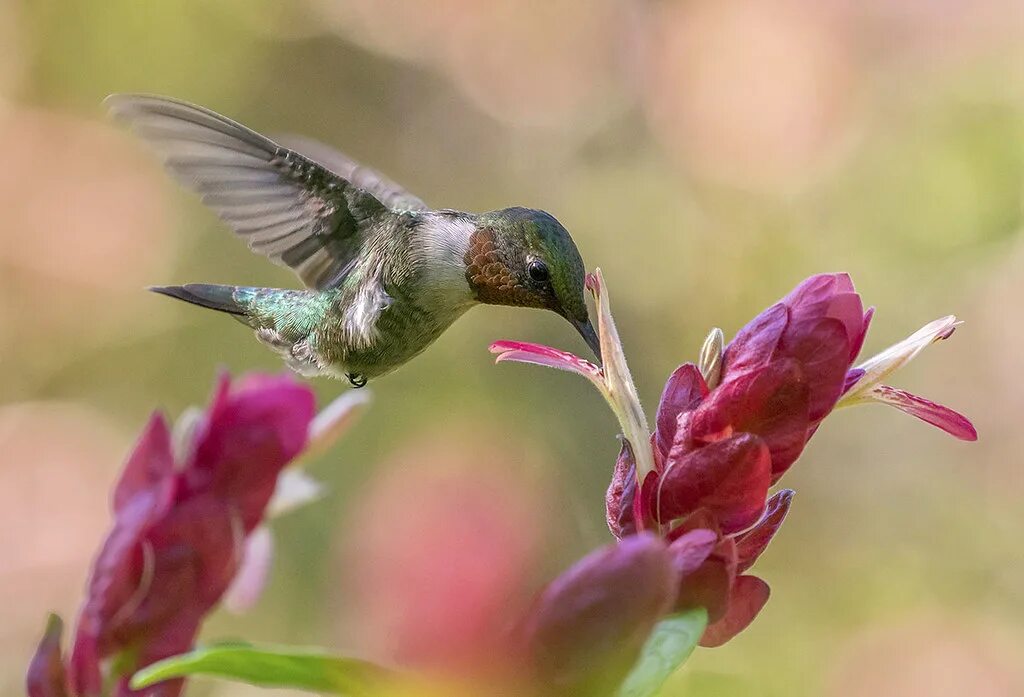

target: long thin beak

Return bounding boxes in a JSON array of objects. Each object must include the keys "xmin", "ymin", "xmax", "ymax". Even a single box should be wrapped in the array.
[{"xmin": 572, "ymin": 317, "xmax": 602, "ymax": 365}]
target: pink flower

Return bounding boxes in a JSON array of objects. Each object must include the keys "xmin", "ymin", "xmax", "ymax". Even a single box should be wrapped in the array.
[
  {"xmin": 492, "ymin": 270, "xmax": 976, "ymax": 647},
  {"xmin": 27, "ymin": 374, "xmax": 327, "ymax": 697}
]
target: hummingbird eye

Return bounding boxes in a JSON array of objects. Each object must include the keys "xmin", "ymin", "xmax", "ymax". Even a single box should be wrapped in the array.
[{"xmin": 528, "ymin": 260, "xmax": 550, "ymax": 284}]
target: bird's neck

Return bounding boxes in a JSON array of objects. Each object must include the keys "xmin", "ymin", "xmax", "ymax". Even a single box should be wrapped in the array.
[{"xmin": 409, "ymin": 211, "xmax": 478, "ymax": 309}]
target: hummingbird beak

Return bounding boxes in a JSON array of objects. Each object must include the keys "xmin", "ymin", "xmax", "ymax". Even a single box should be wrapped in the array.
[{"xmin": 572, "ymin": 317, "xmax": 602, "ymax": 365}]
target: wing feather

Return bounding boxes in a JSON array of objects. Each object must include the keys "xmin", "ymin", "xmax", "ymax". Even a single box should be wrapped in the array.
[
  {"xmin": 106, "ymin": 94, "xmax": 412, "ymax": 290},
  {"xmin": 275, "ymin": 134, "xmax": 429, "ymax": 213}
]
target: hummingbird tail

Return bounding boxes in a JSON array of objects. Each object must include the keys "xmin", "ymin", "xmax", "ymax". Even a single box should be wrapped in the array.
[{"xmin": 150, "ymin": 284, "xmax": 250, "ymax": 317}]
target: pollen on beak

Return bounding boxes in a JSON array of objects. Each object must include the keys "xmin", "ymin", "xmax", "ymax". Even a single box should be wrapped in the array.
[{"xmin": 572, "ymin": 317, "xmax": 602, "ymax": 364}]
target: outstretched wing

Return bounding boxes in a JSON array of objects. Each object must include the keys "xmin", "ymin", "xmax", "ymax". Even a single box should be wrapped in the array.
[
  {"xmin": 106, "ymin": 94, "xmax": 410, "ymax": 290},
  {"xmin": 274, "ymin": 134, "xmax": 428, "ymax": 214}
]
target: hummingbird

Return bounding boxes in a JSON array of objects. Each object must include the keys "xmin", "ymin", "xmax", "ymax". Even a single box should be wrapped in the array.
[{"xmin": 106, "ymin": 95, "xmax": 600, "ymax": 387}]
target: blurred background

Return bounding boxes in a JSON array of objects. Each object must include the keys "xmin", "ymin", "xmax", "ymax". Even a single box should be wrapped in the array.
[{"xmin": 2, "ymin": 0, "xmax": 1023, "ymax": 695}]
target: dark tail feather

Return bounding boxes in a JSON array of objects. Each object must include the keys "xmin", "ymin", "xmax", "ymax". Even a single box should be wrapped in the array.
[{"xmin": 149, "ymin": 283, "xmax": 248, "ymax": 316}]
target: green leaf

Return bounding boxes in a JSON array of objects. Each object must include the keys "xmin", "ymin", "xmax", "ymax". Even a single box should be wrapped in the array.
[
  {"xmin": 616, "ymin": 607, "xmax": 708, "ymax": 697},
  {"xmin": 130, "ymin": 643, "xmax": 392, "ymax": 695}
]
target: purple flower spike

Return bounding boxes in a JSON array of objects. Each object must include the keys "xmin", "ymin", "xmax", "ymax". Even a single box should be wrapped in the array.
[{"xmin": 494, "ymin": 270, "xmax": 976, "ymax": 650}]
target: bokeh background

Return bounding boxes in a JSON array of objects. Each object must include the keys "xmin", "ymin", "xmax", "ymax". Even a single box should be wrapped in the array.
[{"xmin": 3, "ymin": 1, "xmax": 1023, "ymax": 695}]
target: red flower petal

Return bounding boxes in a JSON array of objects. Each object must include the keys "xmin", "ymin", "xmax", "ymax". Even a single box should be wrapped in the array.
[
  {"xmin": 850, "ymin": 306, "xmax": 875, "ymax": 363},
  {"xmin": 781, "ymin": 273, "xmax": 851, "ymax": 314},
  {"xmin": 655, "ymin": 363, "xmax": 708, "ymax": 459},
  {"xmin": 606, "ymin": 440, "xmax": 637, "ymax": 539},
  {"xmin": 68, "ymin": 633, "xmax": 100, "ymax": 697},
  {"xmin": 519, "ymin": 533, "xmax": 678, "ymax": 696},
  {"xmin": 784, "ymin": 272, "xmax": 851, "ymax": 300},
  {"xmin": 825, "ymin": 292, "xmax": 865, "ymax": 353},
  {"xmin": 186, "ymin": 375, "xmax": 315, "ymax": 530},
  {"xmin": 700, "ymin": 575, "xmax": 771, "ymax": 647},
  {"xmin": 782, "ymin": 273, "xmax": 865, "ymax": 358},
  {"xmin": 668, "ymin": 529, "xmax": 718, "ymax": 578},
  {"xmin": 77, "ymin": 499, "xmax": 237, "ymax": 697},
  {"xmin": 735, "ymin": 489, "xmax": 794, "ymax": 573},
  {"xmin": 116, "ymin": 609, "xmax": 201, "ymax": 697},
  {"xmin": 659, "ymin": 434, "xmax": 771, "ymax": 533},
  {"xmin": 70, "ymin": 487, "xmax": 175, "ymax": 695},
  {"xmin": 145, "ymin": 497, "xmax": 242, "ymax": 609},
  {"xmin": 685, "ymin": 359, "xmax": 811, "ymax": 479},
  {"xmin": 776, "ymin": 317, "xmax": 851, "ymax": 421},
  {"xmin": 722, "ymin": 303, "xmax": 789, "ymax": 380},
  {"xmin": 489, "ymin": 340, "xmax": 602, "ymax": 381},
  {"xmin": 633, "ymin": 469, "xmax": 660, "ymax": 533},
  {"xmin": 651, "ymin": 431, "xmax": 666, "ymax": 472},
  {"xmin": 666, "ymin": 508, "xmax": 722, "ymax": 541},
  {"xmin": 27, "ymin": 615, "xmax": 69, "ymax": 697},
  {"xmin": 870, "ymin": 385, "xmax": 978, "ymax": 441},
  {"xmin": 113, "ymin": 413, "xmax": 175, "ymax": 514},
  {"xmin": 843, "ymin": 367, "xmax": 866, "ymax": 395},
  {"xmin": 675, "ymin": 538, "xmax": 737, "ymax": 622}
]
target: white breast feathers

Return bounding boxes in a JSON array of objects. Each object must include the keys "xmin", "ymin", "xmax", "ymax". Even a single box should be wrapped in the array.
[{"xmin": 341, "ymin": 275, "xmax": 393, "ymax": 349}]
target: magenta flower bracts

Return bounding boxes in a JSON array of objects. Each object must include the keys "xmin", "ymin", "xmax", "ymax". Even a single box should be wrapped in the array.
[
  {"xmin": 73, "ymin": 374, "xmax": 313, "ymax": 697},
  {"xmin": 492, "ymin": 270, "xmax": 976, "ymax": 647},
  {"xmin": 25, "ymin": 374, "xmax": 372, "ymax": 697}
]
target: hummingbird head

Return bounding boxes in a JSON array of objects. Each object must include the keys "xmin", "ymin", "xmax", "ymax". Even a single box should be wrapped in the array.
[{"xmin": 466, "ymin": 207, "xmax": 600, "ymax": 361}]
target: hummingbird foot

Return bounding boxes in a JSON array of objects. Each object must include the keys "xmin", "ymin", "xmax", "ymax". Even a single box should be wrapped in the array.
[{"xmin": 346, "ymin": 373, "xmax": 368, "ymax": 389}]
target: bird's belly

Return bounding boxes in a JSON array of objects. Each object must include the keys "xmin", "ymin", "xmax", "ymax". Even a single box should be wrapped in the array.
[{"xmin": 320, "ymin": 300, "xmax": 469, "ymax": 380}]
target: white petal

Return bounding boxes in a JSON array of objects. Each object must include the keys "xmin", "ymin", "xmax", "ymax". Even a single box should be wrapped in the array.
[
  {"xmin": 588, "ymin": 268, "xmax": 655, "ymax": 480},
  {"xmin": 170, "ymin": 406, "xmax": 203, "ymax": 467},
  {"xmin": 840, "ymin": 315, "xmax": 960, "ymax": 404},
  {"xmin": 266, "ymin": 468, "xmax": 325, "ymax": 518},
  {"xmin": 223, "ymin": 526, "xmax": 274, "ymax": 614},
  {"xmin": 304, "ymin": 389, "xmax": 372, "ymax": 459}
]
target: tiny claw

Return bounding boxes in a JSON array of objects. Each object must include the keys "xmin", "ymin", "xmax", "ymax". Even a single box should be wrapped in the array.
[{"xmin": 346, "ymin": 373, "xmax": 368, "ymax": 389}]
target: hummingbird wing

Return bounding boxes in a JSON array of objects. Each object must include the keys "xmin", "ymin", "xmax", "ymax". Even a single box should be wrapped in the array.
[
  {"xmin": 106, "ymin": 94, "xmax": 406, "ymax": 291},
  {"xmin": 274, "ymin": 134, "xmax": 428, "ymax": 214}
]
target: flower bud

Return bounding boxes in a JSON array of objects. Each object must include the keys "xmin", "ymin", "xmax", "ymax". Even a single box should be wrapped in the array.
[{"xmin": 698, "ymin": 328, "xmax": 725, "ymax": 389}]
